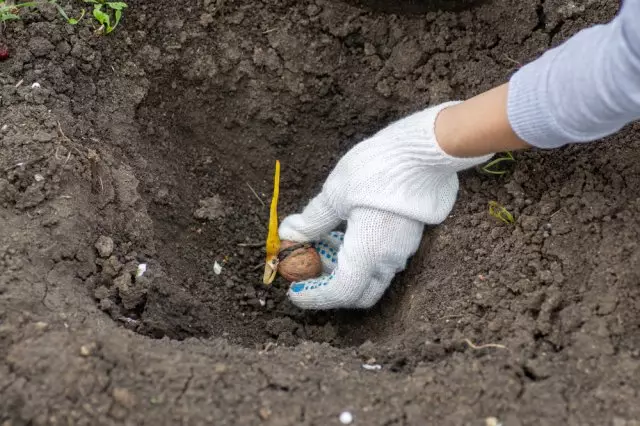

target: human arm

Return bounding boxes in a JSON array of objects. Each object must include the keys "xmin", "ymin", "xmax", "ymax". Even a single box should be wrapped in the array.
[
  {"xmin": 436, "ymin": 0, "xmax": 640, "ymax": 158},
  {"xmin": 435, "ymin": 84, "xmax": 531, "ymax": 157},
  {"xmin": 279, "ymin": 0, "xmax": 640, "ymax": 310}
]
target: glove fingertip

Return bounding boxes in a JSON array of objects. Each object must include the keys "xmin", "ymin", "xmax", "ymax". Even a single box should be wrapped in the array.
[
  {"xmin": 278, "ymin": 215, "xmax": 312, "ymax": 242},
  {"xmin": 288, "ymin": 274, "xmax": 331, "ymax": 294},
  {"xmin": 289, "ymin": 282, "xmax": 306, "ymax": 293}
]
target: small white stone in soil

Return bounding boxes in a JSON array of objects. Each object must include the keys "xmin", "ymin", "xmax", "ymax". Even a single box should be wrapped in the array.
[
  {"xmin": 31, "ymin": 82, "xmax": 41, "ymax": 89},
  {"xmin": 339, "ymin": 411, "xmax": 353, "ymax": 424},
  {"xmin": 136, "ymin": 263, "xmax": 147, "ymax": 277},
  {"xmin": 485, "ymin": 417, "xmax": 502, "ymax": 426},
  {"xmin": 361, "ymin": 363, "xmax": 382, "ymax": 371},
  {"xmin": 213, "ymin": 261, "xmax": 222, "ymax": 275},
  {"xmin": 259, "ymin": 299, "xmax": 266, "ymax": 307},
  {"xmin": 34, "ymin": 174, "xmax": 44, "ymax": 182}
]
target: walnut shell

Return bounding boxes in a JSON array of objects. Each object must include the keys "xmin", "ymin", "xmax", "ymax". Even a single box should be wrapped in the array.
[{"xmin": 277, "ymin": 240, "xmax": 322, "ymax": 282}]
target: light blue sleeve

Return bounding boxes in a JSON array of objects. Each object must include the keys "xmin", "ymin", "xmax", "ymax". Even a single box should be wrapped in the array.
[{"xmin": 506, "ymin": 0, "xmax": 640, "ymax": 149}]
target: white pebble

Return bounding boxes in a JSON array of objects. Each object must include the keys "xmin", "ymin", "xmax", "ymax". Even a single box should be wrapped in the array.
[
  {"xmin": 34, "ymin": 174, "xmax": 44, "ymax": 182},
  {"xmin": 339, "ymin": 411, "xmax": 353, "ymax": 424},
  {"xmin": 31, "ymin": 82, "xmax": 41, "ymax": 89},
  {"xmin": 136, "ymin": 263, "xmax": 147, "ymax": 277},
  {"xmin": 361, "ymin": 363, "xmax": 382, "ymax": 371},
  {"xmin": 485, "ymin": 417, "xmax": 502, "ymax": 426},
  {"xmin": 213, "ymin": 261, "xmax": 222, "ymax": 275},
  {"xmin": 1, "ymin": 124, "xmax": 8, "ymax": 132}
]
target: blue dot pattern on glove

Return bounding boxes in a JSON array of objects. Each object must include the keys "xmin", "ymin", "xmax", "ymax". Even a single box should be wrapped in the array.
[
  {"xmin": 313, "ymin": 241, "xmax": 339, "ymax": 264},
  {"xmin": 290, "ymin": 271, "xmax": 336, "ymax": 293},
  {"xmin": 313, "ymin": 231, "xmax": 343, "ymax": 266}
]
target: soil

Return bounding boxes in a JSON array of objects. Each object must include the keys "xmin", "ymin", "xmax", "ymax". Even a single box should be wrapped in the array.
[{"xmin": 1, "ymin": 0, "xmax": 639, "ymax": 424}]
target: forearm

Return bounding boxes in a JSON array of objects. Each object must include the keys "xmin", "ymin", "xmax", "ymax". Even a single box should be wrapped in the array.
[
  {"xmin": 435, "ymin": 84, "xmax": 530, "ymax": 157},
  {"xmin": 436, "ymin": 0, "xmax": 640, "ymax": 157}
]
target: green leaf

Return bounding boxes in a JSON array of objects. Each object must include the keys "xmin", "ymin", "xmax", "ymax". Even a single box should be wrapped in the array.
[
  {"xmin": 0, "ymin": 12, "xmax": 20, "ymax": 21},
  {"xmin": 92, "ymin": 7, "xmax": 109, "ymax": 26},
  {"xmin": 113, "ymin": 8, "xmax": 121, "ymax": 28},
  {"xmin": 106, "ymin": 1, "xmax": 127, "ymax": 10},
  {"xmin": 52, "ymin": 2, "xmax": 70, "ymax": 20},
  {"xmin": 13, "ymin": 1, "xmax": 37, "ymax": 8},
  {"xmin": 480, "ymin": 151, "xmax": 515, "ymax": 176}
]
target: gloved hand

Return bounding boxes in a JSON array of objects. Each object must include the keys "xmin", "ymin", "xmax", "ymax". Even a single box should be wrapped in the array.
[{"xmin": 279, "ymin": 101, "xmax": 494, "ymax": 310}]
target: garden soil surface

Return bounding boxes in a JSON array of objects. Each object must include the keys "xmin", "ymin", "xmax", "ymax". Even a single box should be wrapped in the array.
[{"xmin": 1, "ymin": 0, "xmax": 639, "ymax": 424}]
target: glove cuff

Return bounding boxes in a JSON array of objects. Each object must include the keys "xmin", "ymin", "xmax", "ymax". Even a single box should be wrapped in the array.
[{"xmin": 377, "ymin": 101, "xmax": 494, "ymax": 172}]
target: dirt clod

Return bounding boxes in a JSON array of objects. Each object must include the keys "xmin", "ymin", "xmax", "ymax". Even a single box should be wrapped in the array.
[
  {"xmin": 95, "ymin": 235, "xmax": 115, "ymax": 258},
  {"xmin": 113, "ymin": 388, "xmax": 137, "ymax": 409},
  {"xmin": 193, "ymin": 195, "xmax": 224, "ymax": 220},
  {"xmin": 266, "ymin": 317, "xmax": 298, "ymax": 338}
]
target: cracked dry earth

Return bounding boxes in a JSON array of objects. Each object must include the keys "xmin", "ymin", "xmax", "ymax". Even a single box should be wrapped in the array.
[{"xmin": 1, "ymin": 0, "xmax": 639, "ymax": 424}]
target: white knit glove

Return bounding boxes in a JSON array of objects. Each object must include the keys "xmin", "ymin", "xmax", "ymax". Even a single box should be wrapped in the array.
[{"xmin": 279, "ymin": 101, "xmax": 493, "ymax": 310}]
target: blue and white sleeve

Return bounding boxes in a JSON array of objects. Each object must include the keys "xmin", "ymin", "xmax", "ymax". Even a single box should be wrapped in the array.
[{"xmin": 507, "ymin": 0, "xmax": 640, "ymax": 149}]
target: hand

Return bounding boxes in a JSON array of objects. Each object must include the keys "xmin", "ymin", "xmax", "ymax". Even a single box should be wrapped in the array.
[{"xmin": 279, "ymin": 102, "xmax": 494, "ymax": 310}]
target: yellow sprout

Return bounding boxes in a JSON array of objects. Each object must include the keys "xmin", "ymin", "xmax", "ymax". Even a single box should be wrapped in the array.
[{"xmin": 263, "ymin": 160, "xmax": 281, "ymax": 284}]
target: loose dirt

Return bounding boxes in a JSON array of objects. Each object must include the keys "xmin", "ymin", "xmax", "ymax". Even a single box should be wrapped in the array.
[{"xmin": 1, "ymin": 0, "xmax": 638, "ymax": 424}]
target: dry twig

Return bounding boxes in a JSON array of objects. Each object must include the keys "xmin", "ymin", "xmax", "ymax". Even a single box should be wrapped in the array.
[
  {"xmin": 238, "ymin": 241, "xmax": 265, "ymax": 248},
  {"xmin": 464, "ymin": 338, "xmax": 509, "ymax": 351},
  {"xmin": 245, "ymin": 182, "xmax": 266, "ymax": 207}
]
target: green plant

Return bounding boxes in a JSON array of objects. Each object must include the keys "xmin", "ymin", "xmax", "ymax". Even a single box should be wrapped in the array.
[
  {"xmin": 480, "ymin": 151, "xmax": 515, "ymax": 176},
  {"xmin": 0, "ymin": 1, "xmax": 36, "ymax": 22},
  {"xmin": 50, "ymin": 0, "xmax": 85, "ymax": 24},
  {"xmin": 488, "ymin": 201, "xmax": 515, "ymax": 225},
  {"xmin": 83, "ymin": 0, "xmax": 127, "ymax": 34}
]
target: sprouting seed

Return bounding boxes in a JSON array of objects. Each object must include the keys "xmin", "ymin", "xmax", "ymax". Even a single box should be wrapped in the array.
[
  {"xmin": 488, "ymin": 201, "xmax": 514, "ymax": 224},
  {"xmin": 263, "ymin": 160, "xmax": 281, "ymax": 285}
]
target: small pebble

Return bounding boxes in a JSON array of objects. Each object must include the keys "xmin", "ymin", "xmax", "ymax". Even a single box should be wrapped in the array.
[
  {"xmin": 485, "ymin": 417, "xmax": 502, "ymax": 426},
  {"xmin": 31, "ymin": 82, "xmax": 41, "ymax": 89},
  {"xmin": 361, "ymin": 363, "xmax": 382, "ymax": 371},
  {"xmin": 112, "ymin": 387, "xmax": 136, "ymax": 408},
  {"xmin": 34, "ymin": 321, "xmax": 48, "ymax": 330},
  {"xmin": 80, "ymin": 343, "xmax": 96, "ymax": 356},
  {"xmin": 213, "ymin": 261, "xmax": 222, "ymax": 275},
  {"xmin": 136, "ymin": 263, "xmax": 147, "ymax": 277},
  {"xmin": 258, "ymin": 407, "xmax": 271, "ymax": 420},
  {"xmin": 339, "ymin": 411, "xmax": 353, "ymax": 424}
]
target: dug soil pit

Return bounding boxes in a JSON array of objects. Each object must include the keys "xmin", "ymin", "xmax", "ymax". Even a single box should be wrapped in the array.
[{"xmin": 1, "ymin": 0, "xmax": 639, "ymax": 424}]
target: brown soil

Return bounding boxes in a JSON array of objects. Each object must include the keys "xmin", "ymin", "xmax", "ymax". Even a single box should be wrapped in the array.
[{"xmin": 1, "ymin": 0, "xmax": 639, "ymax": 424}]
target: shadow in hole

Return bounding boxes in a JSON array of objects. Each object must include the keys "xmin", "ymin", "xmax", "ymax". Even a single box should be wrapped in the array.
[
  {"xmin": 329, "ymin": 227, "xmax": 437, "ymax": 347},
  {"xmin": 339, "ymin": 0, "xmax": 488, "ymax": 15}
]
